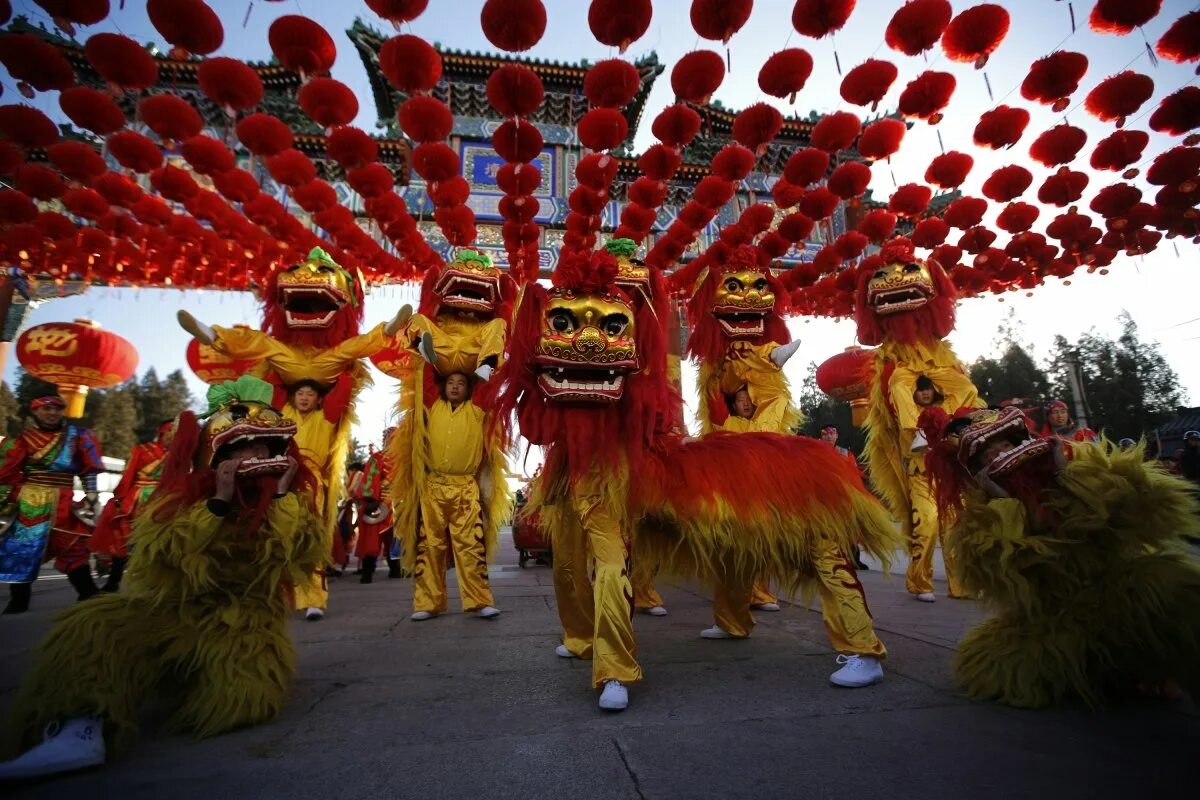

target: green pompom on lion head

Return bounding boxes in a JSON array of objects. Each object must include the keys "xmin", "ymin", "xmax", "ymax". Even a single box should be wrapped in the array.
[{"xmin": 604, "ymin": 238, "xmax": 639, "ymax": 259}]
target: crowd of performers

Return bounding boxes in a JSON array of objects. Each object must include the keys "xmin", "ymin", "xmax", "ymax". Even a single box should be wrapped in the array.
[{"xmin": 0, "ymin": 239, "xmax": 1196, "ymax": 779}]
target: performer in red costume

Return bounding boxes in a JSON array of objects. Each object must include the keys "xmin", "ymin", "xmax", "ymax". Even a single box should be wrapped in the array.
[
  {"xmin": 353, "ymin": 428, "xmax": 401, "ymax": 583},
  {"xmin": 0, "ymin": 396, "xmax": 105, "ymax": 613},
  {"xmin": 91, "ymin": 420, "xmax": 174, "ymax": 593},
  {"xmin": 1041, "ymin": 400, "xmax": 1098, "ymax": 443}
]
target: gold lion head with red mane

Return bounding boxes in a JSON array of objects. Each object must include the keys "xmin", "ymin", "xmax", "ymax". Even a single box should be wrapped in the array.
[
  {"xmin": 854, "ymin": 238, "xmax": 958, "ymax": 347},
  {"xmin": 196, "ymin": 375, "xmax": 297, "ymax": 476},
  {"xmin": 685, "ymin": 243, "xmax": 790, "ymax": 364},
  {"xmin": 264, "ymin": 247, "xmax": 364, "ymax": 349},
  {"xmin": 417, "ymin": 247, "xmax": 515, "ymax": 322}
]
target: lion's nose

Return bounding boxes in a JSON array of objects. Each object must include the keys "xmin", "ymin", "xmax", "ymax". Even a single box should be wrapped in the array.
[{"xmin": 573, "ymin": 326, "xmax": 604, "ymax": 353}]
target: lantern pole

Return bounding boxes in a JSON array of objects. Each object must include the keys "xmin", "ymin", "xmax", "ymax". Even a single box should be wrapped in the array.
[{"xmin": 59, "ymin": 384, "xmax": 89, "ymax": 419}]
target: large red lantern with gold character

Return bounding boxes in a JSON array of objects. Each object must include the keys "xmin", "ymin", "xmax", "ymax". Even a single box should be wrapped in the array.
[
  {"xmin": 816, "ymin": 346, "xmax": 874, "ymax": 426},
  {"xmin": 16, "ymin": 318, "xmax": 138, "ymax": 417},
  {"xmin": 185, "ymin": 325, "xmax": 258, "ymax": 384}
]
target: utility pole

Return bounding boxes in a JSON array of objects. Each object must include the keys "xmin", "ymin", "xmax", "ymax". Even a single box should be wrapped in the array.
[{"xmin": 1063, "ymin": 349, "xmax": 1091, "ymax": 430}]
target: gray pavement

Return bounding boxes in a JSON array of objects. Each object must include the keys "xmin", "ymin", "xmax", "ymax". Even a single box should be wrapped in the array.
[{"xmin": 1, "ymin": 529, "xmax": 1195, "ymax": 799}]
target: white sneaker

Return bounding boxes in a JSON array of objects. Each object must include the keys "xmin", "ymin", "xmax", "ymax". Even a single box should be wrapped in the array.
[
  {"xmin": 474, "ymin": 363, "xmax": 494, "ymax": 381},
  {"xmin": 829, "ymin": 654, "xmax": 884, "ymax": 688},
  {"xmin": 700, "ymin": 625, "xmax": 739, "ymax": 639},
  {"xmin": 915, "ymin": 592, "xmax": 936, "ymax": 603},
  {"xmin": 769, "ymin": 339, "xmax": 802, "ymax": 367},
  {"xmin": 411, "ymin": 611, "xmax": 437, "ymax": 621},
  {"xmin": 476, "ymin": 606, "xmax": 500, "ymax": 619},
  {"xmin": 598, "ymin": 680, "xmax": 628, "ymax": 711},
  {"xmin": 555, "ymin": 644, "xmax": 577, "ymax": 658},
  {"xmin": 752, "ymin": 602, "xmax": 781, "ymax": 612},
  {"xmin": 304, "ymin": 607, "xmax": 324, "ymax": 620},
  {"xmin": 0, "ymin": 717, "xmax": 105, "ymax": 779},
  {"xmin": 418, "ymin": 331, "xmax": 436, "ymax": 364},
  {"xmin": 642, "ymin": 605, "xmax": 668, "ymax": 616}
]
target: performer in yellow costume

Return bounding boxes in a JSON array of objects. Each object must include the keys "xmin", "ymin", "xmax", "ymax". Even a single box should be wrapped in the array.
[
  {"xmin": 389, "ymin": 248, "xmax": 512, "ymax": 619},
  {"xmin": 410, "ymin": 372, "xmax": 501, "ymax": 620},
  {"xmin": 684, "ymin": 244, "xmax": 805, "ymax": 636},
  {"xmin": 0, "ymin": 376, "xmax": 325, "ymax": 780},
  {"xmin": 854, "ymin": 238, "xmax": 984, "ymax": 603},
  {"xmin": 498, "ymin": 248, "xmax": 900, "ymax": 712},
  {"xmin": 178, "ymin": 247, "xmax": 408, "ymax": 619},
  {"xmin": 918, "ymin": 405, "xmax": 1200, "ymax": 708}
]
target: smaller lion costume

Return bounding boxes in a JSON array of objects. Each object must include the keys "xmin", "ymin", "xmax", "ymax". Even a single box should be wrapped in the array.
[
  {"xmin": 920, "ymin": 406, "xmax": 1200, "ymax": 708},
  {"xmin": 1, "ymin": 376, "xmax": 325, "ymax": 777}
]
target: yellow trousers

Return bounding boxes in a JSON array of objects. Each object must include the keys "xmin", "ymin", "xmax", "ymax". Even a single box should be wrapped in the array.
[
  {"xmin": 552, "ymin": 489, "xmax": 641, "ymax": 688},
  {"xmin": 714, "ymin": 538, "xmax": 887, "ymax": 658},
  {"xmin": 633, "ymin": 577, "xmax": 664, "ymax": 610},
  {"xmin": 406, "ymin": 313, "xmax": 506, "ymax": 376},
  {"xmin": 293, "ymin": 473, "xmax": 331, "ymax": 611},
  {"xmin": 710, "ymin": 579, "xmax": 776, "ymax": 636},
  {"xmin": 904, "ymin": 472, "xmax": 963, "ymax": 597},
  {"xmin": 412, "ymin": 474, "xmax": 494, "ymax": 613}
]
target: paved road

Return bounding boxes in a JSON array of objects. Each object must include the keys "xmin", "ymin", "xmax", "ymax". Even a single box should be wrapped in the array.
[{"xmin": 1, "ymin": 530, "xmax": 1194, "ymax": 799}]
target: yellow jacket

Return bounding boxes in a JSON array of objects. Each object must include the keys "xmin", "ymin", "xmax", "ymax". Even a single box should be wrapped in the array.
[
  {"xmin": 426, "ymin": 399, "xmax": 485, "ymax": 476},
  {"xmin": 211, "ymin": 324, "xmax": 390, "ymax": 386}
]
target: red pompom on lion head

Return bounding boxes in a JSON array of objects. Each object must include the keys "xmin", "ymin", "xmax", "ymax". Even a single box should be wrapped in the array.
[{"xmin": 854, "ymin": 237, "xmax": 957, "ymax": 347}]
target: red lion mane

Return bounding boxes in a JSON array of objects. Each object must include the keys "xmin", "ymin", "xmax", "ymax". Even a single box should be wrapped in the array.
[{"xmin": 854, "ymin": 237, "xmax": 958, "ymax": 347}]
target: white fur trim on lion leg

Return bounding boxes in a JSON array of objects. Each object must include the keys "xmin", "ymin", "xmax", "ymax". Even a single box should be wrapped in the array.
[
  {"xmin": 770, "ymin": 339, "xmax": 802, "ymax": 367},
  {"xmin": 0, "ymin": 717, "xmax": 105, "ymax": 780},
  {"xmin": 176, "ymin": 310, "xmax": 216, "ymax": 346}
]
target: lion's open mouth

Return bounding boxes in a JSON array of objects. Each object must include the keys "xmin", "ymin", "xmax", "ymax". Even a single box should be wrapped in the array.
[
  {"xmin": 280, "ymin": 285, "xmax": 346, "ymax": 328},
  {"xmin": 868, "ymin": 282, "xmax": 932, "ymax": 315},
  {"xmin": 713, "ymin": 309, "xmax": 767, "ymax": 338},
  {"xmin": 536, "ymin": 366, "xmax": 627, "ymax": 402},
  {"xmin": 436, "ymin": 271, "xmax": 499, "ymax": 313}
]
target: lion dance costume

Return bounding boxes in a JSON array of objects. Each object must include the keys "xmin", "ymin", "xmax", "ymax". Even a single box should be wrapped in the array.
[
  {"xmin": 389, "ymin": 248, "xmax": 512, "ymax": 619},
  {"xmin": 90, "ymin": 420, "xmax": 174, "ymax": 593},
  {"xmin": 685, "ymin": 242, "xmax": 805, "ymax": 628},
  {"xmin": 497, "ymin": 247, "xmax": 901, "ymax": 711},
  {"xmin": 0, "ymin": 376, "xmax": 325, "ymax": 780},
  {"xmin": 179, "ymin": 247, "xmax": 405, "ymax": 616},
  {"xmin": 353, "ymin": 429, "xmax": 400, "ymax": 583},
  {"xmin": 855, "ymin": 238, "xmax": 984, "ymax": 600},
  {"xmin": 918, "ymin": 406, "xmax": 1200, "ymax": 708}
]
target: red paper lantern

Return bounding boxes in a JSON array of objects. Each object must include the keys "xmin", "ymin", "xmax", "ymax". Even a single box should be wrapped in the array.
[
  {"xmin": 58, "ymin": 87, "xmax": 125, "ymax": 135},
  {"xmin": 138, "ymin": 95, "xmax": 202, "ymax": 142},
  {"xmin": 347, "ymin": 164, "xmax": 394, "ymax": 199},
  {"xmin": 0, "ymin": 191, "xmax": 37, "ymax": 225},
  {"xmin": 326, "ymin": 126, "xmax": 379, "ymax": 169},
  {"xmin": 800, "ymin": 186, "xmax": 840, "ymax": 220},
  {"xmin": 17, "ymin": 319, "xmax": 137, "ymax": 417},
  {"xmin": 493, "ymin": 119, "xmax": 543, "ymax": 162},
  {"xmin": 481, "ymin": 0, "xmax": 547, "ymax": 52},
  {"xmin": 791, "ymin": 0, "xmax": 856, "ymax": 39},
  {"xmin": 758, "ymin": 48, "xmax": 813, "ymax": 102},
  {"xmin": 0, "ymin": 33, "xmax": 75, "ymax": 92},
  {"xmin": 47, "ymin": 141, "xmax": 105, "ymax": 183},
  {"xmin": 150, "ymin": 165, "xmax": 199, "ymax": 202},
  {"xmin": 885, "ymin": 0, "xmax": 952, "ymax": 55},
  {"xmin": 694, "ymin": 176, "xmax": 736, "ymax": 209},
  {"xmin": 1084, "ymin": 71, "xmax": 1154, "ymax": 127},
  {"xmin": 147, "ymin": 0, "xmax": 223, "ymax": 56},
  {"xmin": 888, "ymin": 183, "xmax": 932, "ymax": 218},
  {"xmin": 1037, "ymin": 168, "xmax": 1089, "ymax": 207},
  {"xmin": 266, "ymin": 148, "xmax": 317, "ymax": 188},
  {"xmin": 16, "ymin": 165, "xmax": 65, "ymax": 201},
  {"xmin": 826, "ymin": 161, "xmax": 871, "ymax": 200},
  {"xmin": 840, "ymin": 59, "xmax": 898, "ymax": 110},
  {"xmin": 711, "ymin": 144, "xmax": 756, "ymax": 181},
  {"xmin": 1090, "ymin": 129, "xmax": 1150, "ymax": 173},
  {"xmin": 198, "ymin": 57, "xmax": 264, "ymax": 112},
  {"xmin": 1029, "ymin": 125, "xmax": 1087, "ymax": 167},
  {"xmin": 652, "ymin": 104, "xmax": 702, "ymax": 148},
  {"xmin": 411, "ymin": 142, "xmax": 460, "ymax": 183},
  {"xmin": 816, "ymin": 346, "xmax": 872, "ymax": 423},
  {"xmin": 212, "ymin": 169, "xmax": 261, "ymax": 204},
  {"xmin": 691, "ymin": 0, "xmax": 753, "ymax": 43},
  {"xmin": 1146, "ymin": 147, "xmax": 1200, "ymax": 188},
  {"xmin": 637, "ymin": 144, "xmax": 681, "ymax": 181},
  {"xmin": 84, "ymin": 33, "xmax": 158, "ymax": 90},
  {"xmin": 1021, "ymin": 51, "xmax": 1088, "ymax": 112},
  {"xmin": 379, "ymin": 35, "xmax": 442, "ymax": 93},
  {"xmin": 291, "ymin": 180, "xmax": 337, "ymax": 213},
  {"xmin": 269, "ymin": 15, "xmax": 336, "ymax": 78},
  {"xmin": 1089, "ymin": 184, "xmax": 1142, "ymax": 220},
  {"xmin": 981, "ymin": 165, "xmax": 1033, "ymax": 202},
  {"xmin": 897, "ymin": 70, "xmax": 955, "ymax": 123},
  {"xmin": 941, "ymin": 4, "xmax": 1009, "ymax": 68},
  {"xmin": 671, "ymin": 50, "xmax": 725, "ymax": 104},
  {"xmin": 298, "ymin": 77, "xmax": 359, "ymax": 129},
  {"xmin": 973, "ymin": 105, "xmax": 1030, "ymax": 149},
  {"xmin": 732, "ymin": 103, "xmax": 783, "ymax": 154},
  {"xmin": 1156, "ymin": 12, "xmax": 1200, "ymax": 66},
  {"xmin": 1089, "ymin": 0, "xmax": 1162, "ymax": 35},
  {"xmin": 94, "ymin": 172, "xmax": 143, "ymax": 207},
  {"xmin": 943, "ymin": 196, "xmax": 988, "ymax": 229},
  {"xmin": 186, "ymin": 332, "xmax": 259, "ymax": 385},
  {"xmin": 0, "ymin": 140, "xmax": 21, "ymax": 178},
  {"xmin": 858, "ymin": 209, "xmax": 897, "ymax": 241},
  {"xmin": 911, "ymin": 216, "xmax": 950, "ymax": 247},
  {"xmin": 810, "ymin": 111, "xmax": 860, "ymax": 153},
  {"xmin": 180, "ymin": 135, "xmax": 235, "ymax": 176},
  {"xmin": 784, "ymin": 147, "xmax": 829, "ymax": 186},
  {"xmin": 583, "ymin": 60, "xmax": 642, "ymax": 109},
  {"xmin": 588, "ymin": 0, "xmax": 652, "ymax": 52},
  {"xmin": 578, "ymin": 108, "xmax": 628, "ymax": 152},
  {"xmin": 0, "ymin": 104, "xmax": 60, "ymax": 148},
  {"xmin": 1148, "ymin": 86, "xmax": 1200, "ymax": 136},
  {"xmin": 486, "ymin": 64, "xmax": 544, "ymax": 118},
  {"xmin": 429, "ymin": 176, "xmax": 470, "ymax": 206},
  {"xmin": 106, "ymin": 130, "xmax": 163, "ymax": 173},
  {"xmin": 497, "ymin": 163, "xmax": 542, "ymax": 195},
  {"xmin": 236, "ymin": 114, "xmax": 294, "ymax": 157},
  {"xmin": 857, "ymin": 118, "xmax": 906, "ymax": 161}
]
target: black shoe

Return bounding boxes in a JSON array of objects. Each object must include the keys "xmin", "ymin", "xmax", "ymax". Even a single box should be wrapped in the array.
[
  {"xmin": 855, "ymin": 561, "xmax": 870, "ymax": 570},
  {"xmin": 3, "ymin": 583, "xmax": 32, "ymax": 614},
  {"xmin": 101, "ymin": 557, "xmax": 127, "ymax": 592},
  {"xmin": 359, "ymin": 556, "xmax": 377, "ymax": 584},
  {"xmin": 386, "ymin": 558, "xmax": 403, "ymax": 579},
  {"xmin": 66, "ymin": 567, "xmax": 99, "ymax": 601}
]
